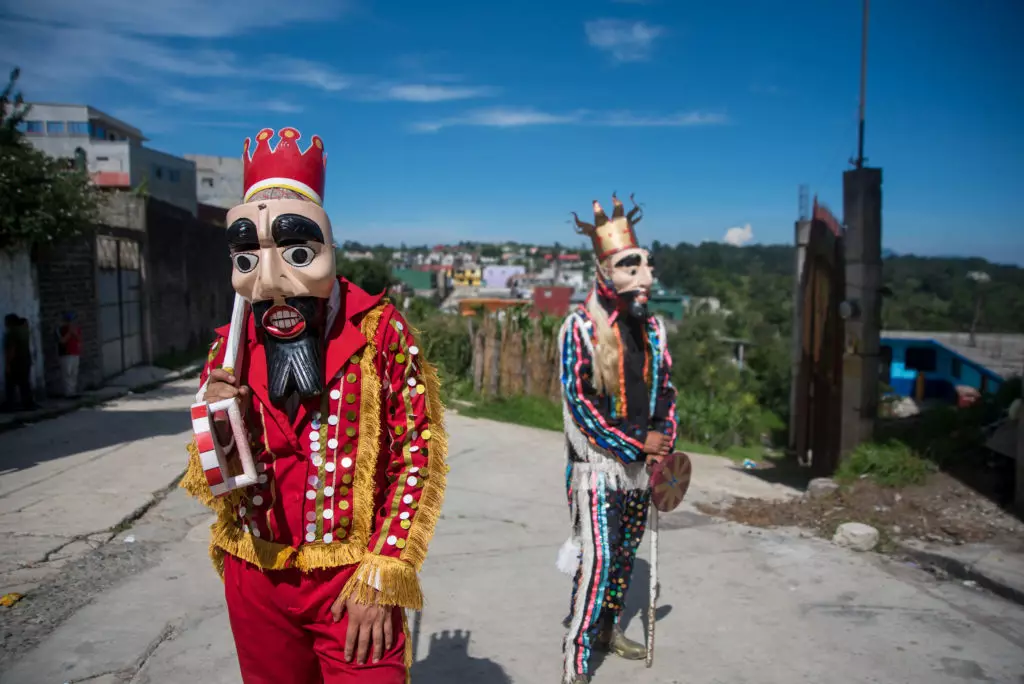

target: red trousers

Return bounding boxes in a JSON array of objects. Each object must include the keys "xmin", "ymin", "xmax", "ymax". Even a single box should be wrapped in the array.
[{"xmin": 224, "ymin": 554, "xmax": 408, "ymax": 684}]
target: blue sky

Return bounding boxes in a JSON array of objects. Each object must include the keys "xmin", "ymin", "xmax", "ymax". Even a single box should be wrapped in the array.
[{"xmin": 3, "ymin": 0, "xmax": 1022, "ymax": 264}]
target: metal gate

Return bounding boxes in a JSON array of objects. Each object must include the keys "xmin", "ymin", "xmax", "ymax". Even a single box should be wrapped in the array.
[
  {"xmin": 792, "ymin": 201, "xmax": 846, "ymax": 478},
  {"xmin": 97, "ymin": 235, "xmax": 143, "ymax": 379}
]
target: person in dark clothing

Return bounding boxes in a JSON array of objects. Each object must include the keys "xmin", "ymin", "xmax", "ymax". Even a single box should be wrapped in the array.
[{"xmin": 4, "ymin": 314, "xmax": 38, "ymax": 411}]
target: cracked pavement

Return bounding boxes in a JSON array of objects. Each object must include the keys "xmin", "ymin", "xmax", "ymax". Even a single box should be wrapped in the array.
[{"xmin": 2, "ymin": 386, "xmax": 1024, "ymax": 683}]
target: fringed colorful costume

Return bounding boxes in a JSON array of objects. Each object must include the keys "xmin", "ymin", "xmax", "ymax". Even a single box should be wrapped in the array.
[
  {"xmin": 181, "ymin": 128, "xmax": 446, "ymax": 684},
  {"xmin": 557, "ymin": 195, "xmax": 677, "ymax": 684}
]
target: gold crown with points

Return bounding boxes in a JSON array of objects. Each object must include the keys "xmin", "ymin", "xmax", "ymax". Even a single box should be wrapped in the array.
[{"xmin": 571, "ymin": 193, "xmax": 644, "ymax": 261}]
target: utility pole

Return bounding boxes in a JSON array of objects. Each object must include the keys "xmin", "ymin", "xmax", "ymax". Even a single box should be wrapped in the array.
[
  {"xmin": 840, "ymin": 0, "xmax": 883, "ymax": 460},
  {"xmin": 855, "ymin": 0, "xmax": 870, "ymax": 169}
]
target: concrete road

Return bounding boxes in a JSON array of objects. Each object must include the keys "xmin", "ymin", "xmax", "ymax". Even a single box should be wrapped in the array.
[{"xmin": 1, "ymin": 387, "xmax": 1023, "ymax": 684}]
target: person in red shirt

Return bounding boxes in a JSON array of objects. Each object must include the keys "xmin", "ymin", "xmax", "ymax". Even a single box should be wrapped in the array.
[
  {"xmin": 57, "ymin": 312, "xmax": 82, "ymax": 397},
  {"xmin": 181, "ymin": 127, "xmax": 448, "ymax": 684}
]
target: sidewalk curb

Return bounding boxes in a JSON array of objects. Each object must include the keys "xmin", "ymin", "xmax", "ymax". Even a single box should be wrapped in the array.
[
  {"xmin": 0, "ymin": 361, "xmax": 204, "ymax": 435},
  {"xmin": 896, "ymin": 541, "xmax": 1024, "ymax": 607}
]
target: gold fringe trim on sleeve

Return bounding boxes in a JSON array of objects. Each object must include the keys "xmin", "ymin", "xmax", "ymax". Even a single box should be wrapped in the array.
[
  {"xmin": 400, "ymin": 355, "xmax": 448, "ymax": 572},
  {"xmin": 336, "ymin": 554, "xmax": 424, "ymax": 609}
]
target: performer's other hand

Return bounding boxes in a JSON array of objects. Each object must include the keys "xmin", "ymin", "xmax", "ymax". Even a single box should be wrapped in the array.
[
  {"xmin": 204, "ymin": 369, "xmax": 251, "ymax": 418},
  {"xmin": 646, "ymin": 452, "xmax": 666, "ymax": 470},
  {"xmin": 332, "ymin": 593, "xmax": 393, "ymax": 665}
]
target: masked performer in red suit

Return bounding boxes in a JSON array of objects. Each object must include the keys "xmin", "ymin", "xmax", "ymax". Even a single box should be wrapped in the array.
[
  {"xmin": 556, "ymin": 195, "xmax": 677, "ymax": 684},
  {"xmin": 181, "ymin": 127, "xmax": 447, "ymax": 684}
]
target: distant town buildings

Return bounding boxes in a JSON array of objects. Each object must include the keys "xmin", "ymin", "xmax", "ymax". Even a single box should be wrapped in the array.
[{"xmin": 21, "ymin": 103, "xmax": 199, "ymax": 215}]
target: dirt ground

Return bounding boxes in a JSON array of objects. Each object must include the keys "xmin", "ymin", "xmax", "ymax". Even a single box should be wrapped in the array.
[{"xmin": 697, "ymin": 468, "xmax": 1024, "ymax": 553}]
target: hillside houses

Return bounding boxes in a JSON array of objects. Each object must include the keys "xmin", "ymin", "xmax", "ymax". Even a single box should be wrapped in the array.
[{"xmin": 375, "ymin": 242, "xmax": 695, "ymax": 323}]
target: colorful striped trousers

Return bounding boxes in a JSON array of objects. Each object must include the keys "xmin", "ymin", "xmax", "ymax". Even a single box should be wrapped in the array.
[{"xmin": 563, "ymin": 471, "xmax": 651, "ymax": 679}]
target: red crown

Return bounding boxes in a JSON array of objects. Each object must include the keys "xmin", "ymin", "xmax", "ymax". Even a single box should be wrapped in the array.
[{"xmin": 242, "ymin": 127, "xmax": 327, "ymax": 205}]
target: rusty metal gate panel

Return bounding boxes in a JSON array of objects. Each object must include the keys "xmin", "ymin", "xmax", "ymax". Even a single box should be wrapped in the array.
[
  {"xmin": 792, "ymin": 202, "xmax": 846, "ymax": 477},
  {"xmin": 97, "ymin": 235, "xmax": 143, "ymax": 379}
]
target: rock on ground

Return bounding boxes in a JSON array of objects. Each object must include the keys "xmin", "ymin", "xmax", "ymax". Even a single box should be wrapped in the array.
[
  {"xmin": 807, "ymin": 477, "xmax": 840, "ymax": 499},
  {"xmin": 833, "ymin": 522, "xmax": 881, "ymax": 551}
]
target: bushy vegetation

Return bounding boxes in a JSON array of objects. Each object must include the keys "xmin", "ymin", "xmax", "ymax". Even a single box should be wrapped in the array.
[
  {"xmin": 835, "ymin": 440, "xmax": 937, "ymax": 487},
  {"xmin": 0, "ymin": 68, "xmax": 102, "ymax": 251}
]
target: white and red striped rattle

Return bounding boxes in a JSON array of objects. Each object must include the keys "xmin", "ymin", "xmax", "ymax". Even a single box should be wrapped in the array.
[{"xmin": 190, "ymin": 295, "xmax": 259, "ymax": 497}]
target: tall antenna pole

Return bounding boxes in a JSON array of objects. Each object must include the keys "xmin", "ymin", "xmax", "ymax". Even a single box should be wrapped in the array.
[{"xmin": 855, "ymin": 0, "xmax": 870, "ymax": 169}]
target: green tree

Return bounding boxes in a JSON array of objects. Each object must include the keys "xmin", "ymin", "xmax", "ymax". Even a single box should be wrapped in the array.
[
  {"xmin": 669, "ymin": 311, "xmax": 762, "ymax": 450},
  {"xmin": 480, "ymin": 244, "xmax": 503, "ymax": 259},
  {"xmin": 335, "ymin": 255, "xmax": 394, "ymax": 295},
  {"xmin": 0, "ymin": 68, "xmax": 102, "ymax": 250}
]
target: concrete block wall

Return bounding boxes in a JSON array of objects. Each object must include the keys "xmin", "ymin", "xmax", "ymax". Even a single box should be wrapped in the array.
[
  {"xmin": 145, "ymin": 198, "xmax": 233, "ymax": 360},
  {"xmin": 34, "ymin": 232, "xmax": 103, "ymax": 393}
]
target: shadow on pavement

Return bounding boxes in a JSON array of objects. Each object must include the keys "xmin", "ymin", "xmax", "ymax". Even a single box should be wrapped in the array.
[
  {"xmin": 0, "ymin": 382, "xmax": 196, "ymax": 473},
  {"xmin": 571, "ymin": 558, "xmax": 672, "ymax": 677},
  {"xmin": 618, "ymin": 556, "xmax": 672, "ymax": 638},
  {"xmin": 411, "ymin": 629, "xmax": 511, "ymax": 684}
]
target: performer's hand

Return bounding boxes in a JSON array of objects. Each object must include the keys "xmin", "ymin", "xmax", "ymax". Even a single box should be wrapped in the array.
[
  {"xmin": 643, "ymin": 432, "xmax": 670, "ymax": 456},
  {"xmin": 204, "ymin": 369, "xmax": 251, "ymax": 418},
  {"xmin": 332, "ymin": 593, "xmax": 394, "ymax": 665}
]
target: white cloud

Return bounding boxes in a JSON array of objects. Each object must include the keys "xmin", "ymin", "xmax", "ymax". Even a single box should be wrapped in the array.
[
  {"xmin": 411, "ymin": 107, "xmax": 578, "ymax": 133},
  {"xmin": 376, "ymin": 84, "xmax": 499, "ymax": 102},
  {"xmin": 723, "ymin": 224, "xmax": 754, "ymax": 246},
  {"xmin": 598, "ymin": 111, "xmax": 729, "ymax": 127},
  {"xmin": 272, "ymin": 58, "xmax": 353, "ymax": 92},
  {"xmin": 585, "ymin": 19, "xmax": 666, "ymax": 63},
  {"xmin": 412, "ymin": 107, "xmax": 727, "ymax": 133},
  {"xmin": 0, "ymin": 18, "xmax": 351, "ymax": 97}
]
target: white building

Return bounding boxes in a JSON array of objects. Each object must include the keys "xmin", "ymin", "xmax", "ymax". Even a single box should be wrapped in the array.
[
  {"xmin": 21, "ymin": 103, "xmax": 198, "ymax": 215},
  {"xmin": 183, "ymin": 154, "xmax": 244, "ymax": 209}
]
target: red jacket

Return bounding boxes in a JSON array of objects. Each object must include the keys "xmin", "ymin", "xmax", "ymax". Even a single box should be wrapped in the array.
[{"xmin": 182, "ymin": 278, "xmax": 447, "ymax": 609}]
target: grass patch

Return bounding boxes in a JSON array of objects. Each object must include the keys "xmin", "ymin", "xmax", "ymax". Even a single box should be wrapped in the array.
[
  {"xmin": 457, "ymin": 394, "xmax": 563, "ymax": 432},
  {"xmin": 835, "ymin": 440, "xmax": 937, "ymax": 487}
]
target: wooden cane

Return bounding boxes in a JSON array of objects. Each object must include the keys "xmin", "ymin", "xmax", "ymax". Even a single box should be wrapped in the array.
[
  {"xmin": 190, "ymin": 294, "xmax": 258, "ymax": 496},
  {"xmin": 645, "ymin": 505, "xmax": 658, "ymax": 668}
]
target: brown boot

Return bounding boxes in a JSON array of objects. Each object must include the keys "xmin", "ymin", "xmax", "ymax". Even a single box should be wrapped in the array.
[{"xmin": 597, "ymin": 622, "xmax": 646, "ymax": 661}]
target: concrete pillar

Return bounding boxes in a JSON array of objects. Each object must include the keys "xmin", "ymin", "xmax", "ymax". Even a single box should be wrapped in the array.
[
  {"xmin": 788, "ymin": 219, "xmax": 812, "ymax": 451},
  {"xmin": 840, "ymin": 168, "xmax": 883, "ymax": 458}
]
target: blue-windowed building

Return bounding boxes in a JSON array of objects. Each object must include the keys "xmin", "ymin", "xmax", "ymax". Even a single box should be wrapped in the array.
[{"xmin": 880, "ymin": 331, "xmax": 1022, "ymax": 402}]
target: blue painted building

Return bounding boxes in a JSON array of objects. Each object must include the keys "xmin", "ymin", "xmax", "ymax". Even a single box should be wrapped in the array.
[{"xmin": 880, "ymin": 334, "xmax": 1006, "ymax": 402}]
